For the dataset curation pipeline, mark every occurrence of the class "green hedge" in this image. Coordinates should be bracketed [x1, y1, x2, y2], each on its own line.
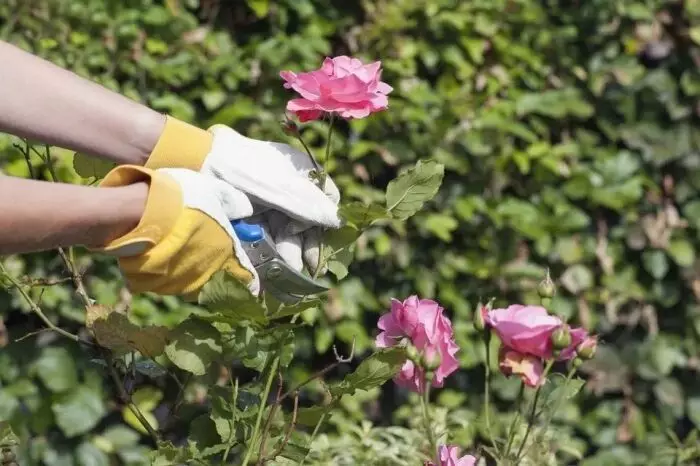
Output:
[1, 0, 700, 464]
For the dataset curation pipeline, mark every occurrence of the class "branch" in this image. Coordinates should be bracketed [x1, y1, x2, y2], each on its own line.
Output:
[261, 391, 299, 464]
[257, 372, 284, 464]
[0, 262, 92, 345]
[105, 352, 160, 445]
[277, 339, 355, 404]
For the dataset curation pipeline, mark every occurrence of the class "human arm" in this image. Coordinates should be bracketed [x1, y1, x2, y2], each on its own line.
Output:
[0, 175, 147, 254]
[0, 40, 164, 165]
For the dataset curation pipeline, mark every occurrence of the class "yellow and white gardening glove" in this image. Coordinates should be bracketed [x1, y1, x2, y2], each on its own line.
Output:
[93, 165, 259, 298]
[144, 116, 341, 276]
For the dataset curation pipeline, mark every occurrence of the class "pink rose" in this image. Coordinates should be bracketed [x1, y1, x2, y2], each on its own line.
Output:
[425, 445, 477, 466]
[280, 55, 393, 122]
[376, 296, 460, 393]
[498, 348, 544, 387]
[486, 305, 563, 359]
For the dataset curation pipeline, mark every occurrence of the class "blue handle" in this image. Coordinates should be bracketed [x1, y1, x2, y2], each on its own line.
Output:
[230, 220, 265, 242]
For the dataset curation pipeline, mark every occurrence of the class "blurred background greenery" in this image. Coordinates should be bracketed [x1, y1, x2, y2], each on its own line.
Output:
[1, 0, 700, 464]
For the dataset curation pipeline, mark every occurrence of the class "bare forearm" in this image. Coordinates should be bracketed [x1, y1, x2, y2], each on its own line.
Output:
[0, 176, 147, 254]
[0, 40, 165, 165]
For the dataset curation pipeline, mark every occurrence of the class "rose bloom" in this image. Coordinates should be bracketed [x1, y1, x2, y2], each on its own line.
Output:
[375, 296, 460, 393]
[486, 304, 588, 360]
[425, 445, 477, 466]
[280, 55, 393, 122]
[498, 348, 544, 387]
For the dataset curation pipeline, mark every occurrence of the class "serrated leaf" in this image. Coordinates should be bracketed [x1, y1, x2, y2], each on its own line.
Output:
[542, 375, 586, 409]
[321, 226, 361, 279]
[339, 202, 390, 229]
[386, 160, 444, 220]
[188, 415, 228, 458]
[208, 386, 235, 442]
[198, 271, 268, 325]
[72, 153, 116, 179]
[270, 299, 321, 320]
[330, 348, 406, 397]
[89, 310, 169, 358]
[150, 442, 192, 466]
[165, 318, 222, 375]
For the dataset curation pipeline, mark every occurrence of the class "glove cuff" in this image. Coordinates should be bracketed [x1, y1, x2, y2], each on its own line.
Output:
[92, 165, 183, 256]
[144, 115, 213, 171]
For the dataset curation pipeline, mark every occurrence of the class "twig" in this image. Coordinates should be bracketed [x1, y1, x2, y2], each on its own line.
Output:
[14, 327, 54, 342]
[222, 377, 240, 464]
[278, 339, 355, 404]
[258, 372, 285, 464]
[262, 391, 299, 464]
[242, 355, 281, 466]
[14, 142, 36, 179]
[515, 359, 556, 460]
[0, 262, 91, 345]
[105, 352, 160, 445]
[299, 338, 356, 466]
[19, 276, 72, 287]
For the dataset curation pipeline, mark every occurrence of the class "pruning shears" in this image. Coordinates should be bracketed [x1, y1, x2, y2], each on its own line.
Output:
[230, 219, 329, 304]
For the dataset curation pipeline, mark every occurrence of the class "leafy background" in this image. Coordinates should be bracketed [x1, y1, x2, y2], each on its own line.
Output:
[1, 0, 700, 464]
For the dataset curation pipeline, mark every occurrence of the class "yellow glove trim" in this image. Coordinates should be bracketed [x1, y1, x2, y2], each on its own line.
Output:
[116, 210, 253, 297]
[144, 115, 213, 171]
[96, 165, 182, 255]
[92, 165, 253, 297]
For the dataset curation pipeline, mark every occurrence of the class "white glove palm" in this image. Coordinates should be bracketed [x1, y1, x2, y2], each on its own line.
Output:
[201, 125, 340, 275]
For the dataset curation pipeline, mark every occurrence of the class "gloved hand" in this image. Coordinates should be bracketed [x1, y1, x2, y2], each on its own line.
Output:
[93, 165, 260, 298]
[144, 116, 341, 276]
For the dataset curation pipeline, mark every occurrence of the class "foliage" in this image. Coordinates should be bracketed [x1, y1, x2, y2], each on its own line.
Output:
[2, 0, 700, 465]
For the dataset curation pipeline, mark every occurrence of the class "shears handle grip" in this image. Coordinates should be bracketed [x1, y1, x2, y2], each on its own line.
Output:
[230, 219, 264, 242]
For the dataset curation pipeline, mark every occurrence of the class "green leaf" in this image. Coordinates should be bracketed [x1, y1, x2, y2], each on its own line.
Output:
[339, 202, 390, 229]
[150, 441, 192, 466]
[642, 250, 669, 279]
[0, 421, 19, 447]
[132, 386, 163, 412]
[330, 347, 406, 397]
[560, 264, 594, 294]
[422, 213, 459, 242]
[296, 406, 331, 427]
[165, 318, 223, 376]
[33, 347, 77, 393]
[53, 386, 106, 438]
[386, 160, 445, 220]
[688, 397, 700, 428]
[247, 0, 270, 18]
[668, 239, 695, 267]
[279, 442, 311, 463]
[322, 226, 362, 279]
[198, 271, 268, 325]
[690, 26, 700, 45]
[188, 415, 228, 458]
[72, 153, 116, 179]
[76, 442, 109, 466]
[270, 299, 321, 320]
[209, 386, 235, 442]
[542, 374, 586, 408]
